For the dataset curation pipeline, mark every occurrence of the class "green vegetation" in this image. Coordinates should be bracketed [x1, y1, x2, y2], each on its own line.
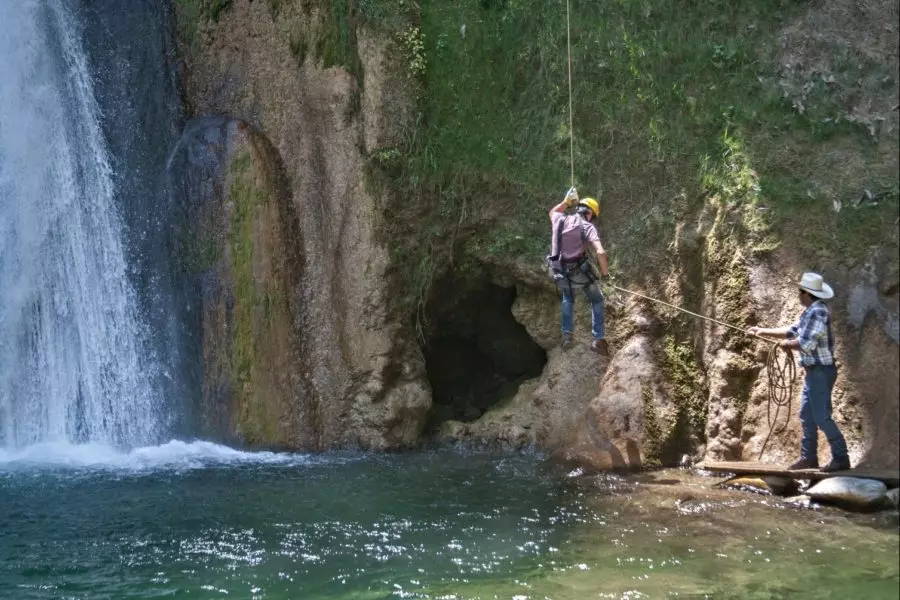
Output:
[641, 383, 664, 467]
[171, 219, 220, 277]
[228, 153, 259, 395]
[262, 0, 414, 73]
[661, 334, 708, 440]
[228, 151, 279, 444]
[172, 0, 898, 339]
[370, 0, 897, 311]
[173, 0, 233, 47]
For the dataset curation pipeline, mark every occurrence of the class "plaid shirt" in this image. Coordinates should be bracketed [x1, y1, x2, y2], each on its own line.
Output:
[788, 300, 835, 367]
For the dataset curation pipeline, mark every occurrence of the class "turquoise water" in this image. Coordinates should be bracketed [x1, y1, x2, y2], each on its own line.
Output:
[0, 443, 897, 599]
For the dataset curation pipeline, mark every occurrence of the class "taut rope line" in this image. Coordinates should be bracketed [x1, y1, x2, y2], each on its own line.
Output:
[566, 0, 575, 187]
[608, 284, 772, 342]
[606, 282, 795, 459]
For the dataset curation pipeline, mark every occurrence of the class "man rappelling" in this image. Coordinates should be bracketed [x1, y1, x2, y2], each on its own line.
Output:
[547, 187, 610, 356]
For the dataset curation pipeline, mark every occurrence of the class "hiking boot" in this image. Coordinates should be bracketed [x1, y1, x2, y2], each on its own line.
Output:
[591, 339, 610, 357]
[821, 457, 851, 473]
[787, 458, 819, 470]
[561, 334, 574, 350]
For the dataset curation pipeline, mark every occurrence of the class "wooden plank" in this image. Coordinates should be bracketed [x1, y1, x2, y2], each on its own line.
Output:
[697, 461, 900, 486]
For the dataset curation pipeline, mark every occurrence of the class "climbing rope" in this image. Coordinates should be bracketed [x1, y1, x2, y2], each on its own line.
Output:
[607, 283, 763, 340]
[605, 282, 796, 459]
[566, 0, 575, 187]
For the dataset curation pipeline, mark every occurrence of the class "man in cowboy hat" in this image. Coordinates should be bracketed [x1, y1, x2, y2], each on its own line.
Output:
[748, 272, 850, 472]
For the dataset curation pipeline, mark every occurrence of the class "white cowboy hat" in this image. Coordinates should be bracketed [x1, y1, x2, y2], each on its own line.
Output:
[798, 272, 834, 300]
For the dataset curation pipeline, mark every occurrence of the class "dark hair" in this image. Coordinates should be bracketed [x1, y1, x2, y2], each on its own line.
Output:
[576, 206, 594, 221]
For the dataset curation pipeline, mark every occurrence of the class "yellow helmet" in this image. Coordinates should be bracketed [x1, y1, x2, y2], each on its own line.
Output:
[577, 197, 599, 218]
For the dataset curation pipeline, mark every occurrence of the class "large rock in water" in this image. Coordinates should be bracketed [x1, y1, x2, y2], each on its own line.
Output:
[806, 477, 888, 510]
[167, 117, 315, 448]
[554, 333, 680, 471]
[720, 475, 798, 496]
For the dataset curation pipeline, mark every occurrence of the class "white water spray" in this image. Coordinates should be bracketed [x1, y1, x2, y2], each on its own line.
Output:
[0, 0, 163, 448]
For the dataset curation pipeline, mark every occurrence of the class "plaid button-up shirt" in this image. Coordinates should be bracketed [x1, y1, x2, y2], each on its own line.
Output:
[788, 300, 835, 367]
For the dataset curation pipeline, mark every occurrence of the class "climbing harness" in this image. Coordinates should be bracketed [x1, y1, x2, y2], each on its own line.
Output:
[604, 283, 796, 460]
[547, 213, 598, 295]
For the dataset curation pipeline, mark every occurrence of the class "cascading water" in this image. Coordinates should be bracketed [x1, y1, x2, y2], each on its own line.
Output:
[0, 0, 168, 449]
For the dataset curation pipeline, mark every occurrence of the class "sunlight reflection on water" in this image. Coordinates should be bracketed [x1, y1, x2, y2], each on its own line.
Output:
[0, 444, 896, 599]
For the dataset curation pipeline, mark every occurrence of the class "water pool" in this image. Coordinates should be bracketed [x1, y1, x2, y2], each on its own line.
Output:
[0, 443, 896, 599]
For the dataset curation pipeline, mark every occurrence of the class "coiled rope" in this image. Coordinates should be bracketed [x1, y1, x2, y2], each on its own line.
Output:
[759, 341, 796, 459]
[606, 283, 796, 460]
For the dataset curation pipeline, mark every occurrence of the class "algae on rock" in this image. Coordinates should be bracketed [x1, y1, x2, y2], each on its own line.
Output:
[167, 117, 316, 448]
[173, 0, 431, 450]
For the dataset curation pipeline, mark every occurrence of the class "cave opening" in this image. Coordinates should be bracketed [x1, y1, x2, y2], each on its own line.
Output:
[423, 280, 547, 426]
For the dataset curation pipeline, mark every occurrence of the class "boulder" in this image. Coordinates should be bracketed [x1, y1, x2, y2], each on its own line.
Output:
[436, 420, 469, 443]
[554, 433, 642, 473]
[550, 333, 683, 471]
[583, 335, 678, 466]
[806, 477, 887, 510]
[460, 326, 604, 450]
[885, 487, 899, 509]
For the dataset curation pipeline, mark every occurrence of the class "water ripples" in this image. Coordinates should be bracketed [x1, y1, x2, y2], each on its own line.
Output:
[1, 449, 897, 599]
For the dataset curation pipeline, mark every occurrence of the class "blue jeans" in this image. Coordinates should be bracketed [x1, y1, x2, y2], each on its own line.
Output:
[799, 364, 848, 461]
[560, 281, 605, 340]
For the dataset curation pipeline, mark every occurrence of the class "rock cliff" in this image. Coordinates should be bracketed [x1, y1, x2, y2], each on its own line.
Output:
[170, 0, 899, 467]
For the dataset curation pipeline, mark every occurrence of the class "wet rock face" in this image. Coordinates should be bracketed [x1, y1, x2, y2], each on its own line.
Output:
[173, 0, 432, 450]
[166, 117, 315, 448]
[704, 350, 759, 461]
[425, 275, 605, 451]
[167, 0, 898, 462]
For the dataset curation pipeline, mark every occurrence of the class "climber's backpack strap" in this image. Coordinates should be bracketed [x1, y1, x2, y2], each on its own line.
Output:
[547, 214, 596, 287]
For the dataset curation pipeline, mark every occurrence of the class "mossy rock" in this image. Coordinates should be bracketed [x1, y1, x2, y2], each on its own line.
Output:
[166, 117, 316, 448]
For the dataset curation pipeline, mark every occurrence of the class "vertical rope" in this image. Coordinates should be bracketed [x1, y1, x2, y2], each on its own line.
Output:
[566, 0, 575, 187]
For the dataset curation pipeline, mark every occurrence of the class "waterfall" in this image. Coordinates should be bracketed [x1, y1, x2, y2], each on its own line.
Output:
[0, 0, 168, 448]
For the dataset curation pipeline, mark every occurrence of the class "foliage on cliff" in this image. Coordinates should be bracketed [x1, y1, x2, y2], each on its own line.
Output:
[378, 0, 898, 309]
[174, 0, 898, 316]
